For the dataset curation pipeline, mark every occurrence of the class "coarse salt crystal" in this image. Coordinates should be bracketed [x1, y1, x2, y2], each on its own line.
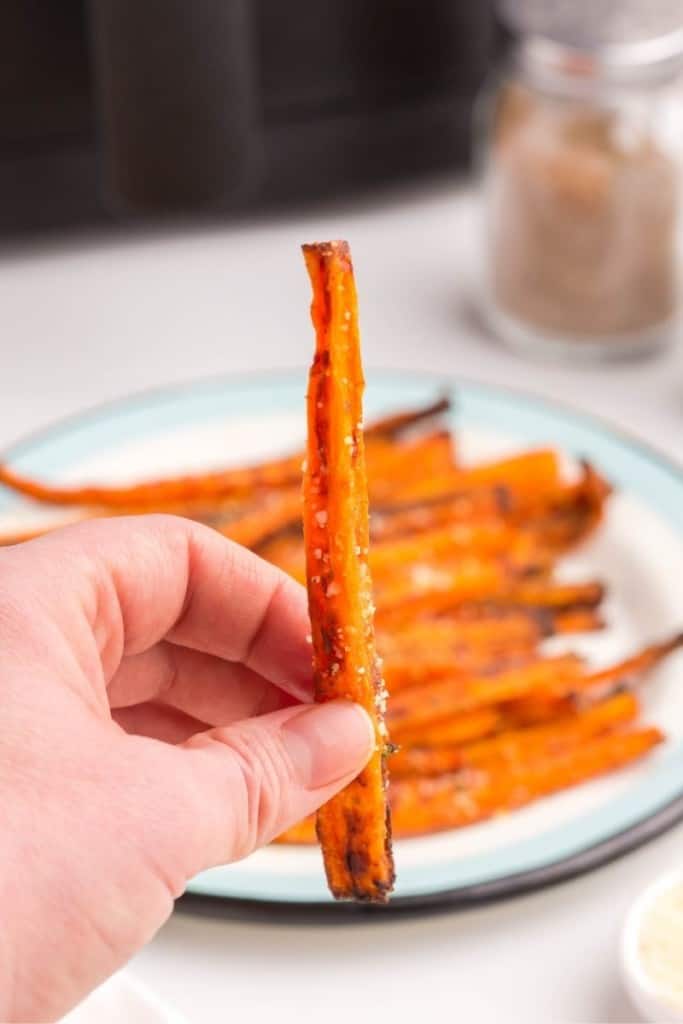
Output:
[315, 510, 328, 527]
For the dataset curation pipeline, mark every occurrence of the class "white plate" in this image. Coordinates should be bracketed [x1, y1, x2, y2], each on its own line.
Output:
[2, 371, 682, 912]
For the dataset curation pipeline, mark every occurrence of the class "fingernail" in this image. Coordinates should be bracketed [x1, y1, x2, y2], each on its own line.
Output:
[281, 701, 375, 789]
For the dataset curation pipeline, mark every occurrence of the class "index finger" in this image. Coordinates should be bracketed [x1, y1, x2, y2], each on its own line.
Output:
[1, 515, 313, 700]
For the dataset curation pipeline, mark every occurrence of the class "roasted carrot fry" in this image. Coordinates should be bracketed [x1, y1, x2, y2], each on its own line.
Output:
[368, 432, 457, 502]
[569, 632, 683, 702]
[388, 655, 584, 737]
[382, 646, 537, 695]
[395, 449, 561, 505]
[0, 451, 306, 509]
[395, 635, 681, 734]
[390, 692, 639, 778]
[377, 605, 601, 661]
[369, 520, 533, 575]
[498, 579, 605, 611]
[396, 708, 504, 750]
[387, 726, 663, 837]
[0, 397, 451, 512]
[370, 487, 512, 542]
[302, 240, 394, 903]
[218, 489, 303, 549]
[374, 555, 551, 628]
[365, 396, 452, 439]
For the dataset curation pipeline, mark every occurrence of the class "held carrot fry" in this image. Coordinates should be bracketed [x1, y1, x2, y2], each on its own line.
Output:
[302, 240, 394, 903]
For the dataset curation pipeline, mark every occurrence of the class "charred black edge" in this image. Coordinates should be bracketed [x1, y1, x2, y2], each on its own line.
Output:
[365, 395, 452, 440]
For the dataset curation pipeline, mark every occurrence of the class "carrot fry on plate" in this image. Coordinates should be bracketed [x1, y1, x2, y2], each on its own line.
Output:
[387, 726, 664, 837]
[390, 692, 639, 778]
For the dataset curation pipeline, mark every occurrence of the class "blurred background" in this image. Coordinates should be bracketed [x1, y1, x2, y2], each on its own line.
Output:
[2, 0, 683, 453]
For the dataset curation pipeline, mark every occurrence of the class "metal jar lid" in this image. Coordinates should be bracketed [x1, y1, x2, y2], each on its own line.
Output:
[498, 0, 683, 80]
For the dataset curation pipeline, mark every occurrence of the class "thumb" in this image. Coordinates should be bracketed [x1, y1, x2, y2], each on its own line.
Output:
[169, 701, 375, 875]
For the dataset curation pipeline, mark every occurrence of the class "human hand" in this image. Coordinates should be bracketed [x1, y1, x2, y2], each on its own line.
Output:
[0, 516, 373, 1021]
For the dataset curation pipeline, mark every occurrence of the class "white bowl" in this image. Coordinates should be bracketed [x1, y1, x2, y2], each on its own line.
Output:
[61, 970, 187, 1024]
[621, 868, 683, 1023]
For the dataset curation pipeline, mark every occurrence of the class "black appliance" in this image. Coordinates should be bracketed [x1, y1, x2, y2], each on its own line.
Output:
[1, 1, 496, 235]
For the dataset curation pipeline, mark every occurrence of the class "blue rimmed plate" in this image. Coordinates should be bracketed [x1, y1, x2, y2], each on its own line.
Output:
[2, 371, 683, 915]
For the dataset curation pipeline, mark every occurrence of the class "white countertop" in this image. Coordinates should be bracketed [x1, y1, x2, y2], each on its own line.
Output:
[2, 183, 683, 1023]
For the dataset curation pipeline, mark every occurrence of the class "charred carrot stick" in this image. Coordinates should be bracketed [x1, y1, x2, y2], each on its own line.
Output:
[365, 395, 452, 439]
[390, 692, 639, 778]
[387, 726, 663, 837]
[395, 449, 561, 505]
[498, 579, 605, 611]
[377, 613, 541, 655]
[0, 451, 308, 509]
[378, 605, 602, 656]
[550, 607, 605, 634]
[0, 397, 450, 511]
[462, 691, 639, 766]
[369, 432, 457, 502]
[221, 432, 457, 551]
[369, 520, 533, 575]
[374, 554, 551, 627]
[382, 647, 536, 694]
[388, 654, 585, 737]
[396, 707, 504, 750]
[370, 463, 610, 548]
[569, 632, 683, 702]
[218, 489, 303, 549]
[257, 534, 306, 582]
[302, 240, 394, 903]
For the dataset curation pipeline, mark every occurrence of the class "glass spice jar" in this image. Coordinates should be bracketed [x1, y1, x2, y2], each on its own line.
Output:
[478, 1, 683, 360]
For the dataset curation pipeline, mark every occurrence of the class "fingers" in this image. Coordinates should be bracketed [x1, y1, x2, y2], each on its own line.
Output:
[0, 516, 312, 701]
[113, 703, 207, 744]
[109, 643, 300, 724]
[164, 700, 375, 872]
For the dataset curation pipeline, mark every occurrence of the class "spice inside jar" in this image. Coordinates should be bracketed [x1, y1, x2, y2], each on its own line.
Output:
[479, 36, 683, 358]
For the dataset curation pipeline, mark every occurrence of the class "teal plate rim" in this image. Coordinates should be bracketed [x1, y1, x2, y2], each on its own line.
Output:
[3, 368, 683, 917]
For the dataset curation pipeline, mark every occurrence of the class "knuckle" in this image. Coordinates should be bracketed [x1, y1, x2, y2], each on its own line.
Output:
[210, 725, 297, 861]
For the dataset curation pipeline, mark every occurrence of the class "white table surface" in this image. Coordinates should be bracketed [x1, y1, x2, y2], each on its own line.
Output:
[2, 183, 683, 1023]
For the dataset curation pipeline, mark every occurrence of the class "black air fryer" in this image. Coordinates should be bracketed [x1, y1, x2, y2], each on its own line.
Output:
[0, 0, 496, 234]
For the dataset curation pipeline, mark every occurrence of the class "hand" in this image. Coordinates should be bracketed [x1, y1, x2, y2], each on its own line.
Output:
[0, 516, 373, 1022]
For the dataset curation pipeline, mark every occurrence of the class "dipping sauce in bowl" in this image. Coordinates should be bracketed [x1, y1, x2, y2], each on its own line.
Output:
[622, 870, 683, 1022]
